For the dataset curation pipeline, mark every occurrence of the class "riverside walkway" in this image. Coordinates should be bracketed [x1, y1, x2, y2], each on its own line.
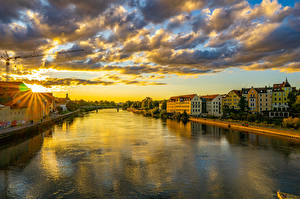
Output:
[0, 110, 79, 142]
[190, 117, 300, 140]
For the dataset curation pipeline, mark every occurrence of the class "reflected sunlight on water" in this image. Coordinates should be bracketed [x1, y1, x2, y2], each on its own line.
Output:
[0, 109, 300, 199]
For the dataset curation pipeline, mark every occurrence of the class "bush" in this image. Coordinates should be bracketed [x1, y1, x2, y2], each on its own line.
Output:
[282, 117, 300, 129]
[160, 110, 168, 119]
[247, 114, 256, 122]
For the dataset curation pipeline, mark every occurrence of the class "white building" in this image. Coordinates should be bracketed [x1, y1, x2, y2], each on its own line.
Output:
[191, 95, 202, 116]
[201, 95, 223, 117]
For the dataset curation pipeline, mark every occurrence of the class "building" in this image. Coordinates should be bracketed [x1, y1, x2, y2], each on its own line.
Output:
[200, 95, 223, 117]
[55, 93, 70, 112]
[257, 87, 272, 113]
[167, 94, 202, 115]
[242, 88, 251, 100]
[222, 90, 242, 110]
[0, 82, 55, 124]
[0, 104, 10, 122]
[247, 87, 272, 113]
[272, 78, 294, 111]
[247, 87, 258, 112]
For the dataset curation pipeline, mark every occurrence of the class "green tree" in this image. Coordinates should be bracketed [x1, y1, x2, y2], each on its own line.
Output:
[238, 96, 248, 113]
[288, 92, 297, 107]
[141, 97, 153, 110]
[66, 101, 79, 111]
[161, 100, 167, 110]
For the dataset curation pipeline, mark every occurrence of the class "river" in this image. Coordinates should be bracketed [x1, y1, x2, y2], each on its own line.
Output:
[0, 109, 300, 199]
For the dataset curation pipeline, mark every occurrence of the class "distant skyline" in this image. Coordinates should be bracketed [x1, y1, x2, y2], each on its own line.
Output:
[0, 0, 299, 101]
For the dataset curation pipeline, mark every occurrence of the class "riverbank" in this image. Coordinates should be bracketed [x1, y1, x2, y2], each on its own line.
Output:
[190, 117, 300, 140]
[126, 108, 300, 140]
[0, 110, 80, 142]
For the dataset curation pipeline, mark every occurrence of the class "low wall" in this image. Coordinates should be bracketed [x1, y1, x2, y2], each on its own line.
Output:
[0, 110, 79, 143]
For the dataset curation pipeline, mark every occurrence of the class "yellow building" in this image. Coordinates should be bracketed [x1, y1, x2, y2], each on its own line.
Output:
[272, 79, 293, 111]
[0, 82, 55, 123]
[247, 88, 258, 113]
[247, 87, 272, 113]
[167, 94, 202, 115]
[222, 90, 242, 109]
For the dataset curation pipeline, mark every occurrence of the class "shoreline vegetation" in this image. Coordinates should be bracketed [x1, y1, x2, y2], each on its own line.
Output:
[122, 95, 300, 132]
[125, 106, 300, 140]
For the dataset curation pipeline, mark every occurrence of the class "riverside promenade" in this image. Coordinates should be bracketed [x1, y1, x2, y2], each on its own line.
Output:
[190, 117, 300, 140]
[0, 110, 79, 142]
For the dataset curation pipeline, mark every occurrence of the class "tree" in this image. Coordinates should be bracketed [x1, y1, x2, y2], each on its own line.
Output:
[141, 97, 153, 110]
[288, 92, 297, 108]
[66, 101, 79, 111]
[238, 96, 248, 113]
[161, 100, 167, 110]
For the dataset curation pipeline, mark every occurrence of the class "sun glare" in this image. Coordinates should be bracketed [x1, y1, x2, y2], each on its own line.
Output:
[26, 84, 48, 93]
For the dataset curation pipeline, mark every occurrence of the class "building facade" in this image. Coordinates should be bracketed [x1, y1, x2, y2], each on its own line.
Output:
[257, 87, 272, 113]
[223, 90, 242, 110]
[272, 79, 293, 111]
[247, 87, 273, 113]
[0, 82, 55, 125]
[247, 88, 258, 112]
[201, 95, 223, 117]
[0, 105, 10, 122]
[167, 94, 202, 115]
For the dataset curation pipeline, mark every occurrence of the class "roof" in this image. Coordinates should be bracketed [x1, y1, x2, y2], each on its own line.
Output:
[169, 94, 197, 101]
[4, 92, 54, 109]
[200, 94, 219, 101]
[242, 88, 250, 94]
[273, 79, 291, 91]
[255, 87, 270, 93]
[0, 81, 30, 93]
[231, 90, 242, 97]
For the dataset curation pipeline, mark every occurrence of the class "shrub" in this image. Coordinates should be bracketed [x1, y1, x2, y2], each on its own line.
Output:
[282, 117, 300, 129]
[160, 110, 168, 119]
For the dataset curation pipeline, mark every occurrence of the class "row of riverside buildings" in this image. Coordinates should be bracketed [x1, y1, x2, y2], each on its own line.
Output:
[0, 81, 70, 129]
[166, 79, 297, 118]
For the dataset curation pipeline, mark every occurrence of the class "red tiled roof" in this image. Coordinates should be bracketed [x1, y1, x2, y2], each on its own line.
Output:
[169, 94, 197, 100]
[200, 94, 219, 101]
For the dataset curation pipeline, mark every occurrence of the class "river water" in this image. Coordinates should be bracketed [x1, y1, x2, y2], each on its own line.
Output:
[0, 109, 300, 199]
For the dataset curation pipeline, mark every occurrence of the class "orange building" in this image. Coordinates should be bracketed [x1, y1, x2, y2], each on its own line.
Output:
[167, 94, 202, 115]
[0, 82, 55, 123]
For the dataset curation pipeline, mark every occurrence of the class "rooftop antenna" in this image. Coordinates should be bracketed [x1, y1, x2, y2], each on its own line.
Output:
[0, 49, 84, 82]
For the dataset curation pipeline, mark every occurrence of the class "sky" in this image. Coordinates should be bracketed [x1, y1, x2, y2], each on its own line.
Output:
[0, 0, 299, 101]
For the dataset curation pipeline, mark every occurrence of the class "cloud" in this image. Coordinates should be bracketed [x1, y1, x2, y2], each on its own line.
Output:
[1, 0, 300, 82]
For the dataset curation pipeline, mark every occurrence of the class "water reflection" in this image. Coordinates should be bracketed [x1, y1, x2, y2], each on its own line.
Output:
[0, 109, 299, 199]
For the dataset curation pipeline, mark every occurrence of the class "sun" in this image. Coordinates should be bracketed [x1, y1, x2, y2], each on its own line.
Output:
[26, 84, 48, 93]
